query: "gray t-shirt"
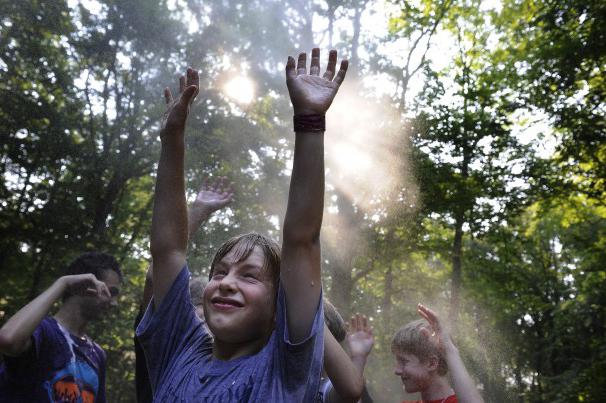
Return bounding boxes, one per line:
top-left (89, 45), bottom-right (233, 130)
top-left (136, 265), bottom-right (324, 402)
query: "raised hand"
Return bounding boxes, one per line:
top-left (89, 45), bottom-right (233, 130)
top-left (160, 67), bottom-right (200, 136)
top-left (61, 274), bottom-right (111, 301)
top-left (193, 177), bottom-right (234, 213)
top-left (417, 306), bottom-right (485, 403)
top-left (286, 48), bottom-right (348, 116)
top-left (188, 177), bottom-right (234, 237)
top-left (417, 303), bottom-right (453, 353)
top-left (346, 313), bottom-right (375, 359)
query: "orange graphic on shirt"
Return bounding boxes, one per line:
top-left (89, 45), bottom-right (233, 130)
top-left (50, 374), bottom-right (97, 403)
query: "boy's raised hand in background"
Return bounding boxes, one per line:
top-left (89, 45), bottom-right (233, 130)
top-left (346, 313), bottom-right (374, 362)
top-left (417, 303), bottom-right (453, 353)
top-left (417, 304), bottom-right (485, 403)
top-left (161, 67), bottom-right (199, 136)
top-left (188, 177), bottom-right (234, 237)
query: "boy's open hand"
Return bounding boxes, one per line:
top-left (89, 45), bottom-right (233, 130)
top-left (161, 67), bottom-right (199, 137)
top-left (190, 177), bottom-right (234, 219)
top-left (418, 303), bottom-right (454, 353)
top-left (346, 313), bottom-right (374, 359)
top-left (286, 48), bottom-right (348, 115)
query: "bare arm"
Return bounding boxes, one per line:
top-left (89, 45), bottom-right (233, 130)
top-left (282, 48), bottom-right (348, 342)
top-left (0, 274), bottom-right (110, 356)
top-left (325, 314), bottom-right (374, 403)
top-left (324, 325), bottom-right (364, 403)
top-left (418, 304), bottom-right (485, 403)
top-left (141, 178), bottom-right (232, 309)
top-left (150, 68), bottom-right (199, 308)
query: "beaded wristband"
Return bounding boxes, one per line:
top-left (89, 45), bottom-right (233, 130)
top-left (293, 114), bottom-right (325, 132)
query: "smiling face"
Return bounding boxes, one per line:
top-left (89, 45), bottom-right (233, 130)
top-left (393, 350), bottom-right (434, 394)
top-left (203, 245), bottom-right (276, 345)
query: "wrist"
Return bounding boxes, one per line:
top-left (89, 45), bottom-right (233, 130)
top-left (188, 204), bottom-right (213, 222)
top-left (54, 277), bottom-right (69, 295)
top-left (350, 354), bottom-right (368, 366)
top-left (293, 114), bottom-right (325, 133)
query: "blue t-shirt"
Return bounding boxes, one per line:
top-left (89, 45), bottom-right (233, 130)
top-left (0, 317), bottom-right (106, 403)
top-left (136, 265), bottom-right (324, 402)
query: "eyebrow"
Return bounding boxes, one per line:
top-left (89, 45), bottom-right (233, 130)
top-left (240, 264), bottom-right (263, 271)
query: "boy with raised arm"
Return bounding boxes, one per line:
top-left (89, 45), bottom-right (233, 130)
top-left (0, 252), bottom-right (122, 402)
top-left (136, 47), bottom-right (347, 401)
top-left (392, 304), bottom-right (484, 403)
top-left (134, 178), bottom-right (233, 403)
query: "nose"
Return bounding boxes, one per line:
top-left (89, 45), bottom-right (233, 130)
top-left (218, 273), bottom-right (237, 292)
top-left (394, 364), bottom-right (403, 376)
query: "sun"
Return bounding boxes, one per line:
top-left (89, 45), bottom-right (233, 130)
top-left (224, 76), bottom-right (255, 104)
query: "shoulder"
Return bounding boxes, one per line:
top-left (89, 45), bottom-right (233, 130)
top-left (32, 316), bottom-right (63, 346)
top-left (93, 341), bottom-right (106, 360)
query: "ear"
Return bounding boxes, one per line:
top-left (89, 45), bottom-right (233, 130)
top-left (426, 354), bottom-right (440, 372)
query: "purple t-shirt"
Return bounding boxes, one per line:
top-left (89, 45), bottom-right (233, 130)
top-left (136, 265), bottom-right (324, 402)
top-left (0, 317), bottom-right (106, 403)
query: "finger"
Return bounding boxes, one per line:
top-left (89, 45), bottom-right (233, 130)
top-left (164, 88), bottom-right (173, 105)
top-left (323, 50), bottom-right (337, 80)
top-left (417, 307), bottom-right (432, 324)
top-left (213, 178), bottom-right (222, 193)
top-left (192, 69), bottom-right (200, 91)
top-left (98, 282), bottom-right (111, 300)
top-left (186, 67), bottom-right (193, 87)
top-left (418, 303), bottom-right (438, 323)
top-left (310, 48), bottom-right (320, 76)
top-left (226, 182), bottom-right (235, 195)
top-left (333, 59), bottom-right (348, 86)
top-left (180, 85), bottom-right (198, 106)
top-left (362, 315), bottom-right (368, 330)
top-left (187, 68), bottom-right (199, 101)
top-left (179, 75), bottom-right (186, 94)
top-left (297, 52), bottom-right (307, 76)
top-left (356, 313), bottom-right (362, 331)
top-left (217, 176), bottom-right (227, 192)
top-left (286, 56), bottom-right (296, 81)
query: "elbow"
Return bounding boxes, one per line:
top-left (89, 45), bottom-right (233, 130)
top-left (342, 389), bottom-right (364, 403)
top-left (351, 379), bottom-right (365, 402)
top-left (150, 236), bottom-right (187, 262)
top-left (282, 220), bottom-right (321, 247)
top-left (338, 378), bottom-right (364, 403)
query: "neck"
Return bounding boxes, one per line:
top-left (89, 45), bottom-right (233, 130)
top-left (212, 332), bottom-right (271, 361)
top-left (420, 376), bottom-right (452, 401)
top-left (54, 300), bottom-right (90, 338)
